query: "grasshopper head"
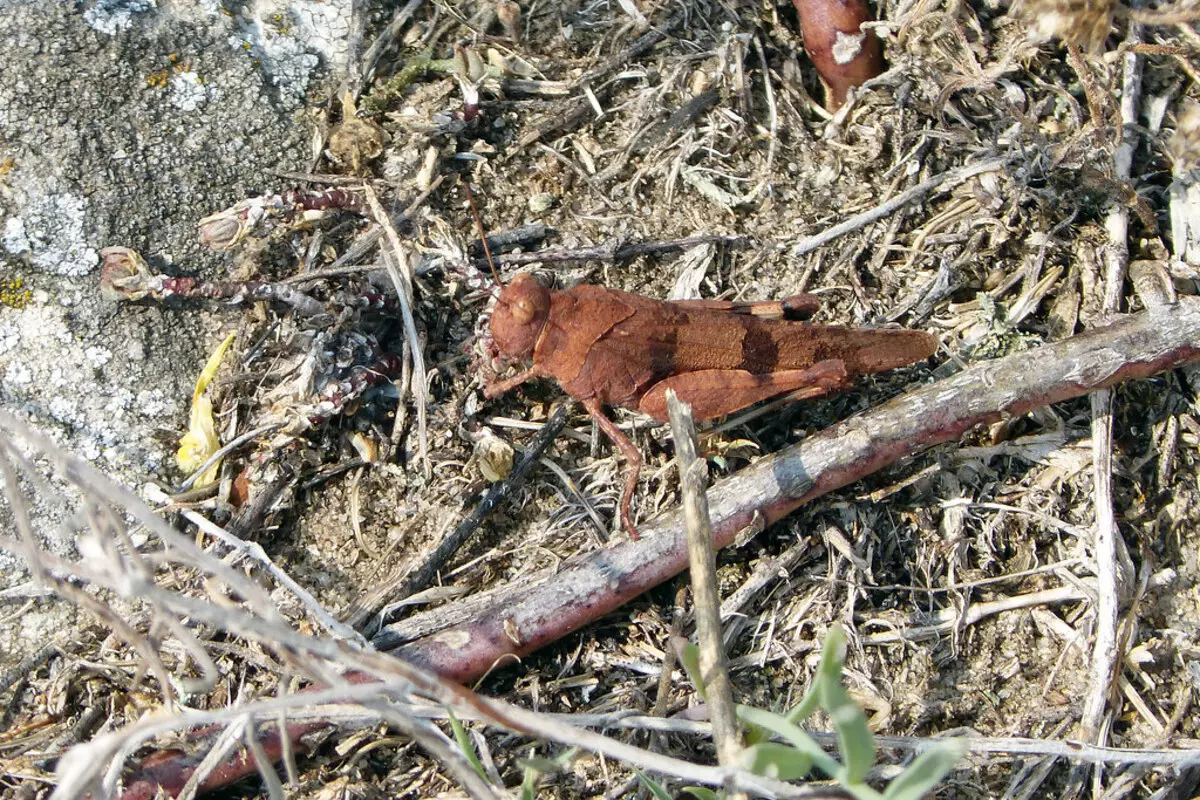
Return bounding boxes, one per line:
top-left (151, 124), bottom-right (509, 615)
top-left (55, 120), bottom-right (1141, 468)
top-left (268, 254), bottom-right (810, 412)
top-left (490, 272), bottom-right (551, 359)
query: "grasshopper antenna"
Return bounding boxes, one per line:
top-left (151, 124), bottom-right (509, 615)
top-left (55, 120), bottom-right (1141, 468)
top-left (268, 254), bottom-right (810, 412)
top-left (463, 180), bottom-right (501, 286)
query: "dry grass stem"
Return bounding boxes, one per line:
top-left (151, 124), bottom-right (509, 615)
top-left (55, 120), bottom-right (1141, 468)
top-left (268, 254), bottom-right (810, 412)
top-left (665, 391), bottom-right (741, 772)
top-left (790, 156), bottom-right (1011, 257)
top-left (363, 183), bottom-right (430, 471)
top-left (1079, 25), bottom-right (1143, 761)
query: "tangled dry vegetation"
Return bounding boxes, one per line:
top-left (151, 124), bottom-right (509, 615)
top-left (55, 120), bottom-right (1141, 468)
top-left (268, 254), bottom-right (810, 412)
top-left (5, 0), bottom-right (1200, 798)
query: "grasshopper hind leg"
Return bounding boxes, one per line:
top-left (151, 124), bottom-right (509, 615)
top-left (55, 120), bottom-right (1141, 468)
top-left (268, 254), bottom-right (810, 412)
top-left (637, 360), bottom-right (849, 423)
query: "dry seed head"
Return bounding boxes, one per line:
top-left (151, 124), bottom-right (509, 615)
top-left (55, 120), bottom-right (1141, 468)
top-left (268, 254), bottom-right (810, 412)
top-left (473, 428), bottom-right (514, 481)
top-left (1169, 103), bottom-right (1200, 175)
top-left (198, 210), bottom-right (246, 250)
top-left (1010, 0), bottom-right (1115, 52)
top-left (327, 117), bottom-right (385, 175)
top-left (99, 245), bottom-right (154, 301)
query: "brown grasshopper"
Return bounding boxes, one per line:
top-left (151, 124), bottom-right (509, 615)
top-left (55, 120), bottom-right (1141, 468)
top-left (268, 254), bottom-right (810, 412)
top-left (485, 272), bottom-right (937, 537)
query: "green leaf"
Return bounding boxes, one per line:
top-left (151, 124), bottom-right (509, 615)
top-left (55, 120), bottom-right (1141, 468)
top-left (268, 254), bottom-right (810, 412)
top-left (447, 710), bottom-right (487, 781)
top-left (815, 626), bottom-right (875, 784)
top-left (740, 742), bottom-right (814, 780)
top-left (679, 641), bottom-right (707, 701)
top-left (520, 764), bottom-right (537, 800)
top-left (784, 624), bottom-right (845, 728)
top-left (784, 684), bottom-right (821, 727)
top-left (518, 756), bottom-right (568, 773)
top-left (636, 771), bottom-right (675, 800)
top-left (682, 788), bottom-right (719, 800)
top-left (881, 740), bottom-right (966, 800)
top-left (816, 625), bottom-right (848, 685)
top-left (735, 704), bottom-right (842, 778)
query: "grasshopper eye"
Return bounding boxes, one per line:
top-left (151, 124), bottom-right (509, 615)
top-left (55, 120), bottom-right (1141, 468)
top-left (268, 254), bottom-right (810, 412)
top-left (512, 298), bottom-right (535, 324)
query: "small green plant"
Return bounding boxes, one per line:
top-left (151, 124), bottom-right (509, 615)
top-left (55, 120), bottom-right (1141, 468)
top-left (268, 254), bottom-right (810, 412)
top-left (518, 747), bottom-right (579, 800)
top-left (680, 625), bottom-right (964, 800)
top-left (448, 709), bottom-right (488, 781)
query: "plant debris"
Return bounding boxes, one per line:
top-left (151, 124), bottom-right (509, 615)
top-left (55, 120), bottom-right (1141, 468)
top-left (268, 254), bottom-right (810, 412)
top-left (6, 1), bottom-right (1200, 799)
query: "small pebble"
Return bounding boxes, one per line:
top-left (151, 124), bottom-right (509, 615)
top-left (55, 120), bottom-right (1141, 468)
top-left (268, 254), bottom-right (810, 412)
top-left (528, 193), bottom-right (557, 214)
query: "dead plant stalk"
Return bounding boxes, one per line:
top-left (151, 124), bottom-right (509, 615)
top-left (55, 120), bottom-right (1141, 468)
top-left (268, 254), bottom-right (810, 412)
top-left (665, 391), bottom-right (741, 772)
top-left (1080, 24), bottom-right (1143, 768)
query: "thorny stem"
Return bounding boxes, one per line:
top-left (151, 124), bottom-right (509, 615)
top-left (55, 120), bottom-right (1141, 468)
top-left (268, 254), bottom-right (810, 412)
top-left (100, 246), bottom-right (399, 319)
top-left (98, 297), bottom-right (1200, 797)
top-left (197, 187), bottom-right (364, 251)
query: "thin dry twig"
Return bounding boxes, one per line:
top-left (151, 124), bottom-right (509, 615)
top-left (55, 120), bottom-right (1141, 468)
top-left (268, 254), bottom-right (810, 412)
top-left (478, 233), bottom-right (750, 269)
top-left (357, 402), bottom-right (573, 640)
top-left (363, 183), bottom-right (430, 471)
top-left (790, 156), bottom-right (1012, 257)
top-left (1079, 26), bottom-right (1143, 769)
top-left (145, 486), bottom-right (365, 645)
top-left (666, 391), bottom-right (741, 772)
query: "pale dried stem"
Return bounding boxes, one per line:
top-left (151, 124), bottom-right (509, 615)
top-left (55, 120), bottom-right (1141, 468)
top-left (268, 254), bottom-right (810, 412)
top-left (665, 391), bottom-right (742, 774)
top-left (1079, 26), bottom-right (1143, 768)
top-left (789, 156), bottom-right (1012, 257)
top-left (352, 402), bottom-right (572, 637)
top-left (363, 183), bottom-right (431, 472)
top-left (175, 423), bottom-right (282, 493)
top-left (148, 488), bottom-right (364, 644)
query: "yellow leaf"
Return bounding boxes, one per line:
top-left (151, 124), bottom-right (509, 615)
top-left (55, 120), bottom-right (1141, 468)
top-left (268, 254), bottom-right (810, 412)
top-left (177, 331), bottom-right (236, 485)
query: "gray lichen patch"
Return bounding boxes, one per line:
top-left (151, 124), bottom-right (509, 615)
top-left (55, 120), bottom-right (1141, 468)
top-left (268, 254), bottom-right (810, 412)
top-left (225, 0), bottom-right (352, 103)
top-left (0, 0), bottom-right (315, 660)
top-left (81, 0), bottom-right (157, 36)
top-left (2, 191), bottom-right (99, 277)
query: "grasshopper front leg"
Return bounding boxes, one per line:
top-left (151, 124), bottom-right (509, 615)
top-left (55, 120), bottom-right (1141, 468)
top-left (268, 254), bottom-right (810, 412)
top-left (483, 366), bottom-right (542, 399)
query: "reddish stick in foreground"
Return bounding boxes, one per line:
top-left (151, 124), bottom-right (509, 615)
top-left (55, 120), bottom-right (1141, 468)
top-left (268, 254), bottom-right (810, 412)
top-left (486, 273), bottom-right (938, 535)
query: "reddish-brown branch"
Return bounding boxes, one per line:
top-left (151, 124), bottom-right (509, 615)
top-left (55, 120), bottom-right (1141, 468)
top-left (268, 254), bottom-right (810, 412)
top-left (792, 0), bottom-right (885, 109)
top-left (118, 298), bottom-right (1200, 798)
